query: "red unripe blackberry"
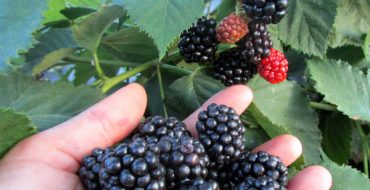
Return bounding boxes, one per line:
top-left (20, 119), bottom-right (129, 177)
top-left (258, 48), bottom-right (288, 84)
top-left (216, 13), bottom-right (248, 44)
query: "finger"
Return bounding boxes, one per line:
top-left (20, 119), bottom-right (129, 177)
top-left (4, 83), bottom-right (147, 172)
top-left (253, 135), bottom-right (302, 166)
top-left (288, 166), bottom-right (332, 190)
top-left (183, 85), bottom-right (253, 137)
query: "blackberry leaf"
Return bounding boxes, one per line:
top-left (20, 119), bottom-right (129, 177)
top-left (308, 59), bottom-right (370, 122)
top-left (247, 76), bottom-right (321, 165)
top-left (0, 109), bottom-right (36, 158)
top-left (0, 0), bottom-right (48, 70)
top-left (277, 0), bottom-right (338, 58)
top-left (124, 0), bottom-right (204, 59)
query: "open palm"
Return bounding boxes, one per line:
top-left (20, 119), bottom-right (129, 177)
top-left (0, 84), bottom-right (332, 190)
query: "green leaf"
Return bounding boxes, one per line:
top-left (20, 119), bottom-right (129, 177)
top-left (0, 73), bottom-right (103, 131)
top-left (321, 152), bottom-right (370, 190)
top-left (164, 71), bottom-right (224, 119)
top-left (43, 0), bottom-right (103, 24)
top-left (277, 0), bottom-right (338, 57)
top-left (329, 0), bottom-right (370, 47)
top-left (327, 46), bottom-right (366, 65)
top-left (267, 25), bottom-right (283, 52)
top-left (24, 29), bottom-right (77, 74)
top-left (215, 0), bottom-right (236, 21)
top-left (0, 109), bottom-right (37, 158)
top-left (73, 5), bottom-right (125, 52)
top-left (32, 48), bottom-right (76, 76)
top-left (101, 27), bottom-right (159, 63)
top-left (308, 59), bottom-right (370, 121)
top-left (61, 7), bottom-right (96, 20)
top-left (0, 0), bottom-right (48, 70)
top-left (248, 76), bottom-right (322, 164)
top-left (320, 112), bottom-right (352, 164)
top-left (124, 0), bottom-right (204, 59)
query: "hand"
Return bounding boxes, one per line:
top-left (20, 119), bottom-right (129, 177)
top-left (0, 84), bottom-right (332, 190)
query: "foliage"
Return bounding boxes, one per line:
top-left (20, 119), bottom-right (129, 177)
top-left (0, 0), bottom-right (370, 188)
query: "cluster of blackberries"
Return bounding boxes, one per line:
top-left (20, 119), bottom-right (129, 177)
top-left (79, 104), bottom-right (288, 190)
top-left (178, 0), bottom-right (288, 86)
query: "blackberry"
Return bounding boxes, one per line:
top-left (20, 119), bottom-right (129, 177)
top-left (213, 48), bottom-right (257, 86)
top-left (207, 164), bottom-right (235, 190)
top-left (79, 147), bottom-right (114, 190)
top-left (178, 17), bottom-right (220, 63)
top-left (180, 178), bottom-right (220, 190)
top-left (232, 151), bottom-right (289, 190)
top-left (237, 22), bottom-right (273, 64)
top-left (98, 138), bottom-right (166, 190)
top-left (132, 116), bottom-right (190, 144)
top-left (157, 134), bottom-right (210, 188)
top-left (196, 103), bottom-right (246, 166)
top-left (242, 0), bottom-right (289, 24)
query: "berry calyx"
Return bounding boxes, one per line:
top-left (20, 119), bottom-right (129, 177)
top-left (216, 13), bottom-right (248, 44)
top-left (258, 48), bottom-right (288, 84)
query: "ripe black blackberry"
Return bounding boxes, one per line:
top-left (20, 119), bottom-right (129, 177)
top-left (157, 134), bottom-right (210, 188)
top-left (207, 164), bottom-right (236, 190)
top-left (196, 103), bottom-right (246, 166)
top-left (237, 22), bottom-right (273, 64)
top-left (213, 48), bottom-right (257, 86)
top-left (98, 138), bottom-right (166, 190)
top-left (132, 116), bottom-right (190, 144)
top-left (180, 178), bottom-right (220, 190)
top-left (242, 0), bottom-right (289, 24)
top-left (79, 147), bottom-right (114, 190)
top-left (178, 17), bottom-right (219, 63)
top-left (232, 151), bottom-right (289, 190)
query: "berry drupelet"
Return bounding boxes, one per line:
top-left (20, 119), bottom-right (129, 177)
top-left (157, 134), bottom-right (210, 188)
top-left (180, 178), bottom-right (220, 190)
top-left (98, 138), bottom-right (166, 190)
top-left (258, 48), bottom-right (288, 84)
top-left (232, 151), bottom-right (289, 190)
top-left (242, 0), bottom-right (289, 24)
top-left (196, 103), bottom-right (246, 166)
top-left (132, 116), bottom-right (190, 144)
top-left (216, 13), bottom-right (248, 44)
top-left (79, 148), bottom-right (114, 190)
top-left (213, 48), bottom-right (257, 86)
top-left (178, 17), bottom-right (220, 63)
top-left (237, 21), bottom-right (273, 64)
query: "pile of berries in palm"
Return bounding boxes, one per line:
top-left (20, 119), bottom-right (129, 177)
top-left (178, 0), bottom-right (289, 85)
top-left (79, 104), bottom-right (289, 190)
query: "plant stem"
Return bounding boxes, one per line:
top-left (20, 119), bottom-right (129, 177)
top-left (64, 56), bottom-right (140, 67)
top-left (101, 60), bottom-right (158, 93)
top-left (93, 51), bottom-right (106, 79)
top-left (205, 1), bottom-right (212, 17)
top-left (157, 64), bottom-right (168, 118)
top-left (356, 122), bottom-right (369, 177)
top-left (309, 102), bottom-right (337, 111)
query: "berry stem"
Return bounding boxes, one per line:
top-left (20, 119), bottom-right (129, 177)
top-left (309, 102), bottom-right (337, 111)
top-left (93, 50), bottom-right (107, 80)
top-left (355, 122), bottom-right (369, 177)
top-left (63, 56), bottom-right (140, 67)
top-left (205, 1), bottom-right (212, 17)
top-left (157, 63), bottom-right (169, 118)
top-left (101, 60), bottom-right (158, 93)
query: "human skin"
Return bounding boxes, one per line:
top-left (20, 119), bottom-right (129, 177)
top-left (0, 84), bottom-right (332, 190)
